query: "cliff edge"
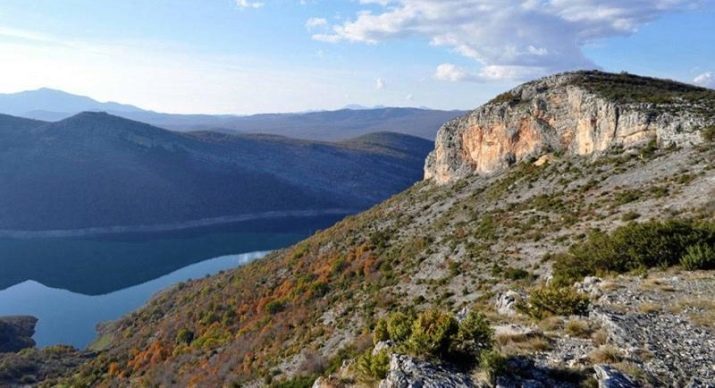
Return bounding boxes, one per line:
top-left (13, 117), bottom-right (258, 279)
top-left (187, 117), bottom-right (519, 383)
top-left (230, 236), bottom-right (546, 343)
top-left (425, 71), bottom-right (715, 183)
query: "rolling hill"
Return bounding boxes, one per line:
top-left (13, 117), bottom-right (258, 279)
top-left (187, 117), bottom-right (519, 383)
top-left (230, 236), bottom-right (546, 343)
top-left (0, 88), bottom-right (465, 141)
top-left (0, 112), bottom-right (433, 232)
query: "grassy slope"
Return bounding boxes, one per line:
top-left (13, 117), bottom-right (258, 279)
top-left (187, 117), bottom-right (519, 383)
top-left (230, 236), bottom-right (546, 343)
top-left (58, 136), bottom-right (714, 386)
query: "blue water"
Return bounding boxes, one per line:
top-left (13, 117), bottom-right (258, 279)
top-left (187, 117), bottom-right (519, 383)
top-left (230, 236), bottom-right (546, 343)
top-left (0, 251), bottom-right (267, 348)
top-left (0, 214), bottom-right (347, 349)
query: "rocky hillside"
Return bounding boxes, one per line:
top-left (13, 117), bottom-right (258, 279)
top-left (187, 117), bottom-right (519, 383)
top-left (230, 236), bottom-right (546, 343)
top-left (44, 72), bottom-right (715, 387)
top-left (426, 71), bottom-right (714, 183)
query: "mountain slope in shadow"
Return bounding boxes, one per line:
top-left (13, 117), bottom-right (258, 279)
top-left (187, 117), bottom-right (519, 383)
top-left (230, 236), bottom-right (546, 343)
top-left (0, 112), bottom-right (433, 231)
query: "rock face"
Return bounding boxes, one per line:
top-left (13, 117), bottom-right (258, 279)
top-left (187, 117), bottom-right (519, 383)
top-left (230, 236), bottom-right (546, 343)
top-left (425, 71), bottom-right (715, 183)
top-left (378, 354), bottom-right (477, 388)
top-left (593, 365), bottom-right (638, 388)
top-left (0, 316), bottom-right (37, 353)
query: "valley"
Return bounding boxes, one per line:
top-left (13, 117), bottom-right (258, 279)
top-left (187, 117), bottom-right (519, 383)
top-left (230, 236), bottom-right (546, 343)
top-left (23, 70), bottom-right (711, 387)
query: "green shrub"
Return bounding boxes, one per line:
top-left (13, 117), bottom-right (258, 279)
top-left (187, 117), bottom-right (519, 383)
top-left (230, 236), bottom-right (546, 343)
top-left (503, 267), bottom-right (531, 281)
top-left (519, 286), bottom-right (590, 319)
top-left (406, 309), bottom-right (458, 357)
top-left (355, 349), bottom-right (390, 380)
top-left (265, 300), bottom-right (286, 315)
top-left (450, 310), bottom-right (493, 360)
top-left (552, 220), bottom-right (715, 285)
top-left (175, 328), bottom-right (194, 345)
top-left (271, 375), bottom-right (318, 388)
top-left (373, 319), bottom-right (390, 344)
top-left (620, 211), bottom-right (640, 222)
top-left (479, 350), bottom-right (506, 384)
top-left (386, 312), bottom-right (413, 342)
top-left (680, 243), bottom-right (715, 270)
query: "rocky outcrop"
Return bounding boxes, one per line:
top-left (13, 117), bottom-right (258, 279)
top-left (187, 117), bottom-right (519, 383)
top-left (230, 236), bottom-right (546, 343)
top-left (593, 365), bottom-right (638, 388)
top-left (425, 71), bottom-right (714, 183)
top-left (378, 354), bottom-right (477, 388)
top-left (495, 291), bottom-right (522, 316)
top-left (0, 316), bottom-right (37, 353)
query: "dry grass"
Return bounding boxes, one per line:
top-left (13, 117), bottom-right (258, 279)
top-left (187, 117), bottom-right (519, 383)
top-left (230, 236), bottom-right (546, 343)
top-left (670, 297), bottom-right (715, 329)
top-left (638, 302), bottom-right (661, 314)
top-left (589, 345), bottom-right (623, 363)
top-left (599, 280), bottom-right (622, 292)
top-left (495, 332), bottom-right (553, 355)
top-left (590, 329), bottom-right (609, 347)
top-left (564, 319), bottom-right (592, 338)
top-left (538, 316), bottom-right (564, 332)
top-left (613, 361), bottom-right (650, 385)
top-left (640, 278), bottom-right (676, 292)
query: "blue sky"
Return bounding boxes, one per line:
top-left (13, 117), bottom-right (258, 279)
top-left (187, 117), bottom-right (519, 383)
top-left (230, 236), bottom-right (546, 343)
top-left (0, 0), bottom-right (713, 114)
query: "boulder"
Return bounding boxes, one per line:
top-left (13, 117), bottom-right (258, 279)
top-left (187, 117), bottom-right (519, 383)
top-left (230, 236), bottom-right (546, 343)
top-left (0, 316), bottom-right (37, 353)
top-left (378, 354), bottom-right (476, 388)
top-left (496, 291), bottom-right (522, 316)
top-left (593, 365), bottom-right (638, 388)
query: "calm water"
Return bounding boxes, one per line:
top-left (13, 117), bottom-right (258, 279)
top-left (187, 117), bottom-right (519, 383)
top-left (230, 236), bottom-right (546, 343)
top-left (0, 252), bottom-right (266, 348)
top-left (0, 215), bottom-right (344, 348)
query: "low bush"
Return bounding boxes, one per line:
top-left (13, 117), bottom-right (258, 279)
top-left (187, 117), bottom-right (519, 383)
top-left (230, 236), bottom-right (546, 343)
top-left (355, 349), bottom-right (390, 380)
top-left (680, 243), bottom-right (715, 270)
top-left (518, 286), bottom-right (590, 319)
top-left (450, 310), bottom-right (493, 360)
top-left (479, 350), bottom-right (506, 384)
top-left (552, 219), bottom-right (715, 285)
top-left (372, 308), bottom-right (495, 364)
top-left (406, 309), bottom-right (458, 357)
top-left (175, 328), bottom-right (194, 345)
top-left (386, 312), bottom-right (413, 343)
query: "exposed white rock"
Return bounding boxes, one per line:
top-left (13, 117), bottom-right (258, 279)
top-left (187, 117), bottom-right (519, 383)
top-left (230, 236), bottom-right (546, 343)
top-left (496, 290), bottom-right (522, 316)
top-left (425, 71), bottom-right (713, 184)
top-left (593, 364), bottom-right (638, 388)
top-left (378, 354), bottom-right (477, 388)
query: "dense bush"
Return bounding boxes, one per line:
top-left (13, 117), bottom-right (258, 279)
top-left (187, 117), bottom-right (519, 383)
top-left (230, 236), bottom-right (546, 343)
top-left (406, 309), bottom-right (459, 357)
top-left (450, 310), bottom-right (493, 360)
top-left (372, 308), bottom-right (495, 363)
top-left (552, 220), bottom-right (715, 285)
top-left (355, 349), bottom-right (390, 380)
top-left (373, 319), bottom-right (390, 344)
top-left (680, 243), bottom-right (715, 270)
top-left (518, 286), bottom-right (590, 319)
top-left (479, 350), bottom-right (507, 384)
top-left (175, 329), bottom-right (194, 345)
top-left (386, 312), bottom-right (413, 343)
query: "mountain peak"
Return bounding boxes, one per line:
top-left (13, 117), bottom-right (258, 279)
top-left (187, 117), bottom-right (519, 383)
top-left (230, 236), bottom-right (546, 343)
top-left (425, 70), bottom-right (715, 184)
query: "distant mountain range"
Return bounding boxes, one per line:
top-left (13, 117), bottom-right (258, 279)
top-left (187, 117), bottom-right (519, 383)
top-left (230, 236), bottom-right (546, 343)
top-left (0, 88), bottom-right (466, 141)
top-left (0, 112), bottom-right (433, 231)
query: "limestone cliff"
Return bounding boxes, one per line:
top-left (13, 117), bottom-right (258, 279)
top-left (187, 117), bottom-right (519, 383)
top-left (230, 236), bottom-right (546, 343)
top-left (425, 71), bottom-right (715, 183)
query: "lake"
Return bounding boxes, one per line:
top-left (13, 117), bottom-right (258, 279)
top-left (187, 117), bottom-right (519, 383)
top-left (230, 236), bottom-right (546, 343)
top-left (0, 214), bottom-right (343, 348)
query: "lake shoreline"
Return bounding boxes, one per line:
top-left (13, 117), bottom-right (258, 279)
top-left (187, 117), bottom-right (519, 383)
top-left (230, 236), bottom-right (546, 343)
top-left (0, 209), bottom-right (356, 239)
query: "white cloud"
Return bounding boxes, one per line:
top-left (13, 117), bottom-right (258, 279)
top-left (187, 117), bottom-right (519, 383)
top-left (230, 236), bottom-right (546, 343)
top-left (434, 64), bottom-right (475, 82)
top-left (376, 78), bottom-right (386, 89)
top-left (314, 0), bottom-right (702, 81)
top-left (235, 0), bottom-right (264, 9)
top-left (694, 72), bottom-right (714, 88)
top-left (406, 93), bottom-right (413, 101)
top-left (306, 17), bottom-right (328, 30)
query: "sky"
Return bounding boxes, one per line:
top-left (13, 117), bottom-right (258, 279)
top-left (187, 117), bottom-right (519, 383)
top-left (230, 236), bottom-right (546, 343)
top-left (0, 0), bottom-right (713, 114)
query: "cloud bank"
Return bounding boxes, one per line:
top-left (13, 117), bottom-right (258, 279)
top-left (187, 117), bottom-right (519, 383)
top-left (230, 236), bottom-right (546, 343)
top-left (312, 0), bottom-right (702, 81)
